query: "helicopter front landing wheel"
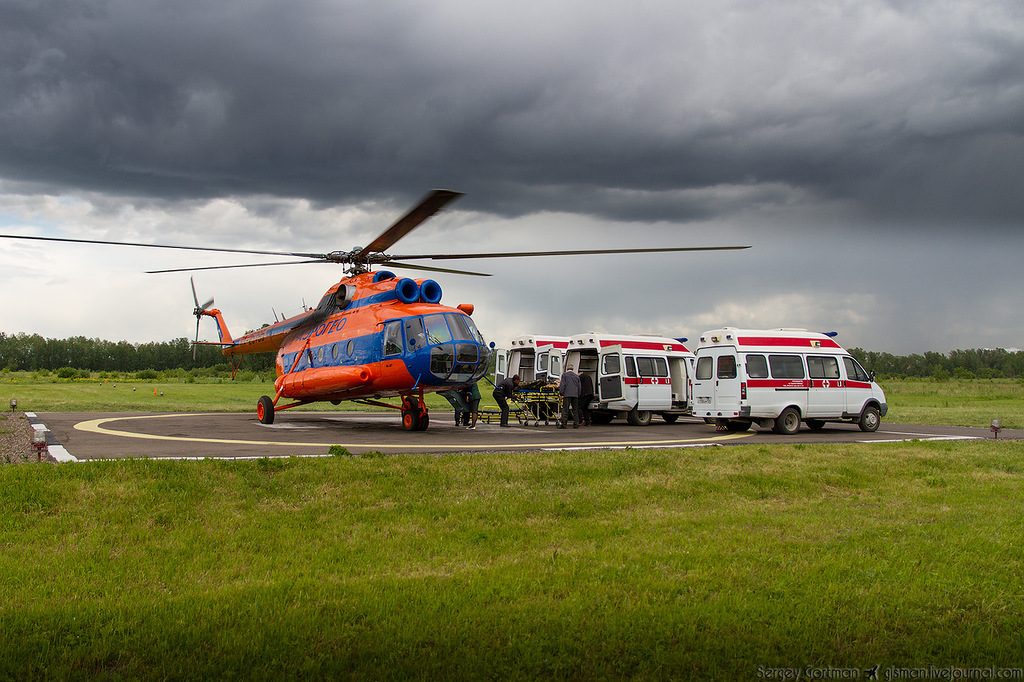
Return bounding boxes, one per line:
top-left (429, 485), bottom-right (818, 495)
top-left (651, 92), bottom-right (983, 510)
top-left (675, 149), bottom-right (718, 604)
top-left (257, 395), bottom-right (275, 425)
top-left (401, 396), bottom-right (429, 432)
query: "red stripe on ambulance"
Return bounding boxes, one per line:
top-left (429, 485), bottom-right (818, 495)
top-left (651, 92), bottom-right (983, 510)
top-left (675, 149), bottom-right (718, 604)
top-left (737, 336), bottom-right (841, 349)
top-left (599, 339), bottom-right (689, 352)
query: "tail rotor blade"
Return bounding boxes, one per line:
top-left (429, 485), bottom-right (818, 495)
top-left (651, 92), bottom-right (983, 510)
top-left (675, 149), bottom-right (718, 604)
top-left (193, 317), bottom-right (200, 361)
top-left (201, 297), bottom-right (214, 310)
top-left (190, 277), bottom-right (200, 308)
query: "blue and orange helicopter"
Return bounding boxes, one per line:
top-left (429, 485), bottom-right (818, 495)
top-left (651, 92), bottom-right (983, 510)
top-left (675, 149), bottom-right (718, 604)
top-left (1, 190), bottom-right (749, 430)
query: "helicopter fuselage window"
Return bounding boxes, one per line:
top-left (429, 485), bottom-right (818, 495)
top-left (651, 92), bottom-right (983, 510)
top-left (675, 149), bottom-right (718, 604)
top-left (383, 320), bottom-right (403, 356)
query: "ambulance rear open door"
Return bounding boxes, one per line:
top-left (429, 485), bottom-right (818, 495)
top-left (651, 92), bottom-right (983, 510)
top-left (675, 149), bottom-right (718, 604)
top-left (495, 348), bottom-right (508, 385)
top-left (598, 345), bottom-right (625, 403)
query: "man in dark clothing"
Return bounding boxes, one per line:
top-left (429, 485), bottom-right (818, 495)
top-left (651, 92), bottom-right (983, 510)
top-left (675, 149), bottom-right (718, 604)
top-left (559, 365), bottom-right (581, 429)
top-left (463, 382), bottom-right (481, 429)
top-left (579, 372), bottom-right (595, 426)
top-left (439, 389), bottom-right (467, 426)
top-left (493, 375), bottom-right (519, 427)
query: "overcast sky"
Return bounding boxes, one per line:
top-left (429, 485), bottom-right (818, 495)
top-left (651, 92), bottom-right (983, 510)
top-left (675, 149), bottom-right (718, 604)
top-left (1, 0), bottom-right (1022, 354)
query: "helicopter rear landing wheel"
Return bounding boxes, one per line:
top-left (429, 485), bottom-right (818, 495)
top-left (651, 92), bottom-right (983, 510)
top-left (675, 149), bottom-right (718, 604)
top-left (257, 395), bottom-right (275, 425)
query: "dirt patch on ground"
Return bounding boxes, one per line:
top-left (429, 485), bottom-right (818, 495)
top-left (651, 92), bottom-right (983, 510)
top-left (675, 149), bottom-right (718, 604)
top-left (2, 412), bottom-right (46, 464)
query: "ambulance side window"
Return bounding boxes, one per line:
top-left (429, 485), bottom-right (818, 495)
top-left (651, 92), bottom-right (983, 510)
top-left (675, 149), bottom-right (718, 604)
top-left (537, 352), bottom-right (549, 373)
top-left (383, 321), bottom-right (403, 356)
top-left (808, 356), bottom-right (840, 379)
top-left (769, 354), bottom-right (805, 379)
top-left (637, 357), bottom-right (668, 377)
top-left (625, 356), bottom-right (637, 378)
top-left (716, 355), bottom-right (737, 379)
top-left (497, 353), bottom-right (507, 375)
top-left (696, 356), bottom-right (713, 380)
top-left (843, 356), bottom-right (870, 382)
top-left (746, 354), bottom-right (768, 378)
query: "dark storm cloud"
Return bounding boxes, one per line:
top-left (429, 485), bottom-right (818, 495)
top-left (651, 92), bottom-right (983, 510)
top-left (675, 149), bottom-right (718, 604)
top-left (2, 0), bottom-right (1023, 227)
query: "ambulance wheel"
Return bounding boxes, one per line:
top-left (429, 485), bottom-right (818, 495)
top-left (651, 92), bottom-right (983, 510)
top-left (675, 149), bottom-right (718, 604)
top-left (773, 407), bottom-right (801, 435)
top-left (661, 413), bottom-right (679, 424)
top-left (591, 412), bottom-right (614, 425)
top-left (627, 408), bottom-right (652, 426)
top-left (257, 395), bottom-right (275, 425)
top-left (725, 420), bottom-right (751, 432)
top-left (858, 405), bottom-right (881, 432)
top-left (806, 419), bottom-right (826, 431)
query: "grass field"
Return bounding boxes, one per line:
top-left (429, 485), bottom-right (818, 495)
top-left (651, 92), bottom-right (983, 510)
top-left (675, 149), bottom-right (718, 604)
top-left (883, 379), bottom-right (1024, 428)
top-left (2, 440), bottom-right (1023, 678)
top-left (3, 374), bottom-right (1022, 677)
top-left (2, 373), bottom-right (1023, 428)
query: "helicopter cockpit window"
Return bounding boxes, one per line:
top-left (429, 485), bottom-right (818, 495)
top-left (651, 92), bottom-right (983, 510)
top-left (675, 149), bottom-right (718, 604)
top-left (445, 313), bottom-right (476, 342)
top-left (424, 314), bottom-right (453, 344)
top-left (383, 321), bottom-right (403, 356)
top-left (451, 343), bottom-right (479, 381)
top-left (450, 315), bottom-right (485, 346)
top-left (404, 317), bottom-right (426, 350)
top-left (430, 345), bottom-right (453, 376)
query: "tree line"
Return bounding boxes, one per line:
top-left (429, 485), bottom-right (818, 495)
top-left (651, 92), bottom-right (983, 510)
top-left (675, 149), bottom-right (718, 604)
top-left (846, 347), bottom-right (1022, 379)
top-left (0, 332), bottom-right (275, 372)
top-left (1, 331), bottom-right (1021, 379)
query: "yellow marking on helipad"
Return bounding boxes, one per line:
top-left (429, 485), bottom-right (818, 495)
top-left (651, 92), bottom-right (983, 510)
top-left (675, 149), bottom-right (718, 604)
top-left (74, 413), bottom-right (754, 450)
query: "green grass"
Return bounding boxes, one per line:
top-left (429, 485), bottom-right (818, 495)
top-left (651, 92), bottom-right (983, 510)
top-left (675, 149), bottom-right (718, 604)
top-left (2, 441), bottom-right (1024, 678)
top-left (883, 378), bottom-right (1024, 428)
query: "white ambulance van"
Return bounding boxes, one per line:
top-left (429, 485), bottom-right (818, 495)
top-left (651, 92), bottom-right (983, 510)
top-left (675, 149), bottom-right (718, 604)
top-left (563, 333), bottom-right (695, 425)
top-left (691, 328), bottom-right (887, 434)
top-left (494, 335), bottom-right (569, 385)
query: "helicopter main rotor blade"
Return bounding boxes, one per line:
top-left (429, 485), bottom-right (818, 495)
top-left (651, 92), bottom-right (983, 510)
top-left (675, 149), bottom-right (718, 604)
top-left (356, 189), bottom-right (463, 257)
top-left (389, 245), bottom-right (751, 260)
top-left (0, 233), bottom-right (326, 259)
top-left (147, 259), bottom-right (328, 274)
top-left (387, 261), bottom-right (492, 277)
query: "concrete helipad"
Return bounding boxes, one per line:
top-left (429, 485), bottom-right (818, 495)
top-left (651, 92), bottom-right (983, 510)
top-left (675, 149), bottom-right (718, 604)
top-left (31, 411), bottom-right (1016, 461)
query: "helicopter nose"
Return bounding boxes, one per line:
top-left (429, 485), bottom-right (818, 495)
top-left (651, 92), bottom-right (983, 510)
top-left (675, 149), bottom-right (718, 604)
top-left (421, 339), bottom-right (490, 384)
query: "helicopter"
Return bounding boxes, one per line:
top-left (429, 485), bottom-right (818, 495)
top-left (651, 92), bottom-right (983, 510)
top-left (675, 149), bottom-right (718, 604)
top-left (0, 189), bottom-right (750, 431)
